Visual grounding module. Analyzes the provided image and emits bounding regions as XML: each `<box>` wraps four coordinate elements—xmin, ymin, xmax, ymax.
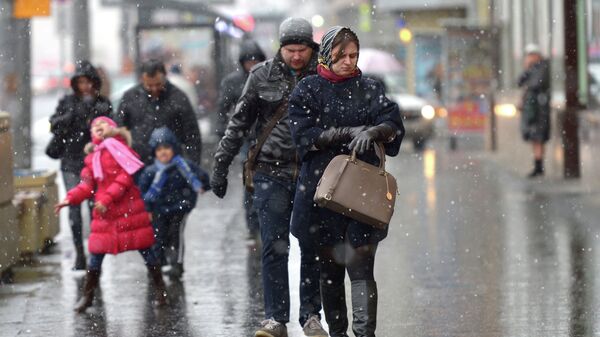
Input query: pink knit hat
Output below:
<box><xmin>91</xmin><ymin>116</ymin><xmax>117</xmax><ymax>128</ymax></box>
<box><xmin>90</xmin><ymin>116</ymin><xmax>118</xmax><ymax>143</ymax></box>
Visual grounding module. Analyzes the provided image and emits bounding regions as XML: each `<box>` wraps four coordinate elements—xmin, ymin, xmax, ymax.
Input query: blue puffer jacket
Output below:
<box><xmin>138</xmin><ymin>127</ymin><xmax>210</xmax><ymax>215</ymax></box>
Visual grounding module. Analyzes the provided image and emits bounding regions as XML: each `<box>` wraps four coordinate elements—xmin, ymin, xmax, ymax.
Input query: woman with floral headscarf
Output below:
<box><xmin>288</xmin><ymin>27</ymin><xmax>404</xmax><ymax>337</ymax></box>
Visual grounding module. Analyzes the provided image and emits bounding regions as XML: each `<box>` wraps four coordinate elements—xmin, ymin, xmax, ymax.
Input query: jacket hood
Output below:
<box><xmin>239</xmin><ymin>39</ymin><xmax>266</xmax><ymax>67</ymax></box>
<box><xmin>149</xmin><ymin>127</ymin><xmax>181</xmax><ymax>155</ymax></box>
<box><xmin>71</xmin><ymin>60</ymin><xmax>102</xmax><ymax>93</ymax></box>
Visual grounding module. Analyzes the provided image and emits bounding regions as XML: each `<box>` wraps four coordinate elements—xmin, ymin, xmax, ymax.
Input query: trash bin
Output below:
<box><xmin>0</xmin><ymin>202</ymin><xmax>19</xmax><ymax>277</ymax></box>
<box><xmin>14</xmin><ymin>170</ymin><xmax>60</xmax><ymax>252</ymax></box>
<box><xmin>0</xmin><ymin>112</ymin><xmax>14</xmax><ymax>205</ymax></box>
<box><xmin>13</xmin><ymin>190</ymin><xmax>43</xmax><ymax>257</ymax></box>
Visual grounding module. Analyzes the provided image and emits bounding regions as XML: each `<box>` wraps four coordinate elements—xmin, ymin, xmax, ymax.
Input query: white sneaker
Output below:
<box><xmin>255</xmin><ymin>318</ymin><xmax>288</xmax><ymax>337</ymax></box>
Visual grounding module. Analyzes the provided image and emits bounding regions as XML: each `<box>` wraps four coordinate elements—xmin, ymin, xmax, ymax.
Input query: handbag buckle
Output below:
<box><xmin>324</xmin><ymin>193</ymin><xmax>332</xmax><ymax>201</ymax></box>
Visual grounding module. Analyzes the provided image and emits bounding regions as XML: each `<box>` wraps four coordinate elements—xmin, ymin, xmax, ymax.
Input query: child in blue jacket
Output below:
<box><xmin>138</xmin><ymin>127</ymin><xmax>210</xmax><ymax>279</ymax></box>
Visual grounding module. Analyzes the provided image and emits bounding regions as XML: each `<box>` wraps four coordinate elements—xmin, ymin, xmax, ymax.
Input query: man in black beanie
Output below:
<box><xmin>211</xmin><ymin>17</ymin><xmax>327</xmax><ymax>337</ymax></box>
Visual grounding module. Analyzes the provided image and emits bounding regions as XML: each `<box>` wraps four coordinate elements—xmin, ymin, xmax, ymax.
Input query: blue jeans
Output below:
<box><xmin>252</xmin><ymin>173</ymin><xmax>321</xmax><ymax>326</ymax></box>
<box><xmin>88</xmin><ymin>248</ymin><xmax>159</xmax><ymax>271</ymax></box>
<box><xmin>62</xmin><ymin>170</ymin><xmax>90</xmax><ymax>249</ymax></box>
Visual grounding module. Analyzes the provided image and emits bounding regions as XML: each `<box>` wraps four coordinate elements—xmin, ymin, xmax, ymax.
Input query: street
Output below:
<box><xmin>2</xmin><ymin>101</ymin><xmax>600</xmax><ymax>336</ymax></box>
<box><xmin>1</xmin><ymin>0</ymin><xmax>600</xmax><ymax>336</ymax></box>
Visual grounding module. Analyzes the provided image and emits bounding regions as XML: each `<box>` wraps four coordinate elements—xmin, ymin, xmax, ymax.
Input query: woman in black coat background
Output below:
<box><xmin>288</xmin><ymin>26</ymin><xmax>404</xmax><ymax>337</ymax></box>
<box><xmin>49</xmin><ymin>61</ymin><xmax>112</xmax><ymax>270</ymax></box>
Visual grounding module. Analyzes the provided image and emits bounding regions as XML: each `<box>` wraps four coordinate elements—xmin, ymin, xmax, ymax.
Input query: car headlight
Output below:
<box><xmin>421</xmin><ymin>105</ymin><xmax>435</xmax><ymax>120</ymax></box>
<box><xmin>494</xmin><ymin>103</ymin><xmax>517</xmax><ymax>117</ymax></box>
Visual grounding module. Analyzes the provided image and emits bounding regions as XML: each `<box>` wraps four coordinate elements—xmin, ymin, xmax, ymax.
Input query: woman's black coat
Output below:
<box><xmin>288</xmin><ymin>73</ymin><xmax>404</xmax><ymax>247</ymax></box>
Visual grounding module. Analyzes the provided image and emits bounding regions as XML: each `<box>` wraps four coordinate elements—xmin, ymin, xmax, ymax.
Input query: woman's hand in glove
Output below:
<box><xmin>348</xmin><ymin>123</ymin><xmax>396</xmax><ymax>154</ymax></box>
<box><xmin>315</xmin><ymin>126</ymin><xmax>366</xmax><ymax>149</ymax></box>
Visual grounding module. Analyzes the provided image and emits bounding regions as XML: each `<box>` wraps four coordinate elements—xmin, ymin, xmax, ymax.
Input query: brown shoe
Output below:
<box><xmin>74</xmin><ymin>270</ymin><xmax>100</xmax><ymax>313</ymax></box>
<box><xmin>147</xmin><ymin>265</ymin><xmax>168</xmax><ymax>306</ymax></box>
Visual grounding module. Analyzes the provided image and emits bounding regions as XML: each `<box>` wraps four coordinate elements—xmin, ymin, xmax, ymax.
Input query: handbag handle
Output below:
<box><xmin>349</xmin><ymin>142</ymin><xmax>387</xmax><ymax>172</ymax></box>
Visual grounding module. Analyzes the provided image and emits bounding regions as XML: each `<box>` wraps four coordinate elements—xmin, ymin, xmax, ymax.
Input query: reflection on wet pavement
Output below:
<box><xmin>3</xmin><ymin>145</ymin><xmax>600</xmax><ymax>337</ymax></box>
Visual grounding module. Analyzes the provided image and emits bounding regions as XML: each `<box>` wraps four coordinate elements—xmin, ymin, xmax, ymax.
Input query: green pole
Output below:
<box><xmin>577</xmin><ymin>0</ymin><xmax>588</xmax><ymax>106</ymax></box>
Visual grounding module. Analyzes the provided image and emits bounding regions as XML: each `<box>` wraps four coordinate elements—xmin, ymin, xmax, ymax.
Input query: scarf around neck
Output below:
<box><xmin>317</xmin><ymin>64</ymin><xmax>361</xmax><ymax>83</ymax></box>
<box><xmin>92</xmin><ymin>137</ymin><xmax>144</xmax><ymax>181</ymax></box>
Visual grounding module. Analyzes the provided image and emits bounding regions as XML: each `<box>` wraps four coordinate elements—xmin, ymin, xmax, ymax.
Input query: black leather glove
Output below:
<box><xmin>210</xmin><ymin>169</ymin><xmax>228</xmax><ymax>199</ymax></box>
<box><xmin>348</xmin><ymin>123</ymin><xmax>396</xmax><ymax>154</ymax></box>
<box><xmin>315</xmin><ymin>126</ymin><xmax>366</xmax><ymax>149</ymax></box>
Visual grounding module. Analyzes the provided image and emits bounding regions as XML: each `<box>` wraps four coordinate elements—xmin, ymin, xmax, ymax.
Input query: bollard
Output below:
<box><xmin>0</xmin><ymin>202</ymin><xmax>19</xmax><ymax>282</ymax></box>
<box><xmin>14</xmin><ymin>170</ymin><xmax>60</xmax><ymax>253</ymax></box>
<box><xmin>13</xmin><ymin>190</ymin><xmax>43</xmax><ymax>263</ymax></box>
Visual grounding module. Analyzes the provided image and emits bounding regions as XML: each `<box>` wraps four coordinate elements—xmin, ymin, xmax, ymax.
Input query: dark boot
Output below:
<box><xmin>147</xmin><ymin>265</ymin><xmax>167</xmax><ymax>306</ymax></box>
<box><xmin>321</xmin><ymin>282</ymin><xmax>349</xmax><ymax>337</ymax></box>
<box><xmin>528</xmin><ymin>159</ymin><xmax>544</xmax><ymax>178</ymax></box>
<box><xmin>351</xmin><ymin>280</ymin><xmax>377</xmax><ymax>337</ymax></box>
<box><xmin>73</xmin><ymin>245</ymin><xmax>87</xmax><ymax>271</ymax></box>
<box><xmin>74</xmin><ymin>270</ymin><xmax>100</xmax><ymax>313</ymax></box>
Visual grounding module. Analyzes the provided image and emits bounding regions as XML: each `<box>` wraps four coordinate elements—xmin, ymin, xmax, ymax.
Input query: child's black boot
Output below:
<box><xmin>147</xmin><ymin>265</ymin><xmax>168</xmax><ymax>306</ymax></box>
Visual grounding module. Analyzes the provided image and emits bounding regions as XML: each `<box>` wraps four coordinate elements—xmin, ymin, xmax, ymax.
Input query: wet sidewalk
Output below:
<box><xmin>3</xmin><ymin>142</ymin><xmax>600</xmax><ymax>336</ymax></box>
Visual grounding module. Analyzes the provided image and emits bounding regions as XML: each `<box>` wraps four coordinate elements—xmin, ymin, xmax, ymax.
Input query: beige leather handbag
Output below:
<box><xmin>313</xmin><ymin>143</ymin><xmax>397</xmax><ymax>229</ymax></box>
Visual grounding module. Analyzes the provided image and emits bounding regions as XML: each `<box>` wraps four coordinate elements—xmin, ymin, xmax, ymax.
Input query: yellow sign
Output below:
<box><xmin>13</xmin><ymin>0</ymin><xmax>51</xmax><ymax>19</ymax></box>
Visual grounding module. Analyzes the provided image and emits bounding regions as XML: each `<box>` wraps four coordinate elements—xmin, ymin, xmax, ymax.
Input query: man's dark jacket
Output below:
<box><xmin>215</xmin><ymin>40</ymin><xmax>266</xmax><ymax>137</ymax></box>
<box><xmin>213</xmin><ymin>51</ymin><xmax>318</xmax><ymax>181</ymax></box>
<box><xmin>49</xmin><ymin>61</ymin><xmax>112</xmax><ymax>172</ymax></box>
<box><xmin>215</xmin><ymin>69</ymin><xmax>248</xmax><ymax>138</ymax></box>
<box><xmin>113</xmin><ymin>81</ymin><xmax>202</xmax><ymax>165</ymax></box>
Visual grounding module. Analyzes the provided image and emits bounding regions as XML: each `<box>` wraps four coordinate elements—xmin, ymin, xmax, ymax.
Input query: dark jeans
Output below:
<box><xmin>88</xmin><ymin>248</ymin><xmax>159</xmax><ymax>271</ymax></box>
<box><xmin>62</xmin><ymin>170</ymin><xmax>90</xmax><ymax>249</ymax></box>
<box><xmin>152</xmin><ymin>212</ymin><xmax>187</xmax><ymax>266</ymax></box>
<box><xmin>244</xmin><ymin>190</ymin><xmax>259</xmax><ymax>235</ymax></box>
<box><xmin>252</xmin><ymin>173</ymin><xmax>321</xmax><ymax>326</ymax></box>
<box><xmin>319</xmin><ymin>243</ymin><xmax>378</xmax><ymax>284</ymax></box>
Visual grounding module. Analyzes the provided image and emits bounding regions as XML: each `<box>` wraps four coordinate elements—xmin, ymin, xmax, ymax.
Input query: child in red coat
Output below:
<box><xmin>55</xmin><ymin>116</ymin><xmax>167</xmax><ymax>313</ymax></box>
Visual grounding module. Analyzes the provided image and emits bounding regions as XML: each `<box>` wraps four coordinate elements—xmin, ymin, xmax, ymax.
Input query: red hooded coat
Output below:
<box><xmin>67</xmin><ymin>133</ymin><xmax>154</xmax><ymax>255</ymax></box>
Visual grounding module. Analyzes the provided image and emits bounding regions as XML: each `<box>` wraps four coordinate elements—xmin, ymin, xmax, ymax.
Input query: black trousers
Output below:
<box><xmin>152</xmin><ymin>212</ymin><xmax>187</xmax><ymax>266</ymax></box>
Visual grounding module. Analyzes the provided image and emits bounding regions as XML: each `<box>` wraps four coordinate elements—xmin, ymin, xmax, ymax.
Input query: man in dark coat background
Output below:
<box><xmin>215</xmin><ymin>39</ymin><xmax>266</xmax><ymax>243</ymax></box>
<box><xmin>518</xmin><ymin>44</ymin><xmax>551</xmax><ymax>178</ymax></box>
<box><xmin>215</xmin><ymin>39</ymin><xmax>266</xmax><ymax>138</ymax></box>
<box><xmin>210</xmin><ymin>17</ymin><xmax>327</xmax><ymax>337</ymax></box>
<box><xmin>113</xmin><ymin>59</ymin><xmax>202</xmax><ymax>166</ymax></box>
<box><xmin>49</xmin><ymin>60</ymin><xmax>112</xmax><ymax>270</ymax></box>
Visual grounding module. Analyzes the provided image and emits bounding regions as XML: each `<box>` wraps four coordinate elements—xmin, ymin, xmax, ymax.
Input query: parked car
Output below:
<box><xmin>359</xmin><ymin>49</ymin><xmax>436</xmax><ymax>151</ymax></box>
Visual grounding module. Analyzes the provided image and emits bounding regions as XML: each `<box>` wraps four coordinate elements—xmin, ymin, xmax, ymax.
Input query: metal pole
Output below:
<box><xmin>489</xmin><ymin>0</ymin><xmax>498</xmax><ymax>151</ymax></box>
<box><xmin>0</xmin><ymin>1</ymin><xmax>31</xmax><ymax>169</ymax></box>
<box><xmin>563</xmin><ymin>0</ymin><xmax>581</xmax><ymax>178</ymax></box>
<box><xmin>72</xmin><ymin>0</ymin><xmax>91</xmax><ymax>63</ymax></box>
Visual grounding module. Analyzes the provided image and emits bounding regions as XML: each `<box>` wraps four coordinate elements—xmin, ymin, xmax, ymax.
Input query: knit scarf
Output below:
<box><xmin>92</xmin><ymin>137</ymin><xmax>144</xmax><ymax>181</ymax></box>
<box><xmin>317</xmin><ymin>64</ymin><xmax>361</xmax><ymax>83</ymax></box>
<box><xmin>144</xmin><ymin>155</ymin><xmax>203</xmax><ymax>203</ymax></box>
